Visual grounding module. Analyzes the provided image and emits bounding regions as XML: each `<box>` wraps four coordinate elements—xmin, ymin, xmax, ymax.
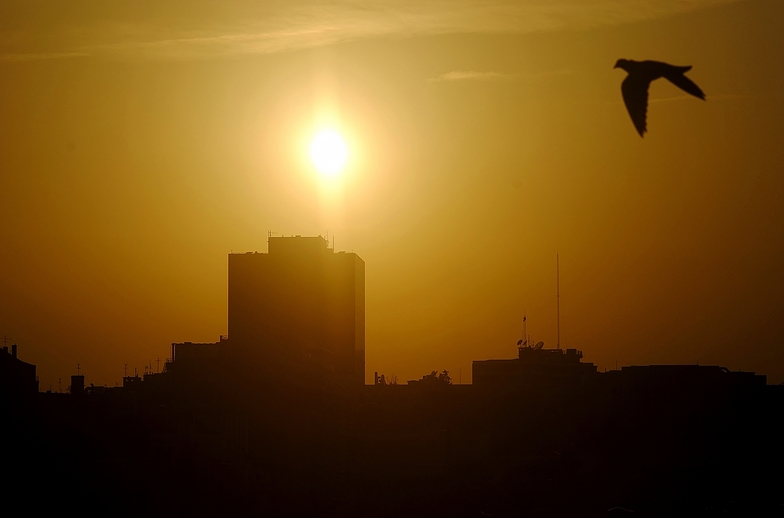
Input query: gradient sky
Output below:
<box><xmin>1</xmin><ymin>0</ymin><xmax>783</xmax><ymax>388</ymax></box>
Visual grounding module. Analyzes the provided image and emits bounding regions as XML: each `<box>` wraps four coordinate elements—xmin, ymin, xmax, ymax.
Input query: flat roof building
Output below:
<box><xmin>228</xmin><ymin>235</ymin><xmax>365</xmax><ymax>388</ymax></box>
<box><xmin>0</xmin><ymin>344</ymin><xmax>38</xmax><ymax>397</ymax></box>
<box><xmin>473</xmin><ymin>346</ymin><xmax>597</xmax><ymax>391</ymax></box>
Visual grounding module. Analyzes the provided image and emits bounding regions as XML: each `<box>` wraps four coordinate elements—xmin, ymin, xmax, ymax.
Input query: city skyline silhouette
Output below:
<box><xmin>2</xmin><ymin>1</ymin><xmax>784</xmax><ymax>515</ymax></box>
<box><xmin>2</xmin><ymin>1</ymin><xmax>783</xmax><ymax>390</ymax></box>
<box><xmin>3</xmin><ymin>234</ymin><xmax>780</xmax><ymax>516</ymax></box>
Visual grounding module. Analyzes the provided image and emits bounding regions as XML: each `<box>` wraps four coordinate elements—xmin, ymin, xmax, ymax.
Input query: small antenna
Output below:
<box><xmin>523</xmin><ymin>313</ymin><xmax>527</xmax><ymax>347</ymax></box>
<box><xmin>77</xmin><ymin>363</ymin><xmax>81</xmax><ymax>376</ymax></box>
<box><xmin>556</xmin><ymin>254</ymin><xmax>561</xmax><ymax>350</ymax></box>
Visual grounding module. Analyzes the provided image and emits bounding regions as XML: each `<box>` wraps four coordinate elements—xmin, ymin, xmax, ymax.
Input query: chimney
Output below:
<box><xmin>12</xmin><ymin>343</ymin><xmax>17</xmax><ymax>358</ymax></box>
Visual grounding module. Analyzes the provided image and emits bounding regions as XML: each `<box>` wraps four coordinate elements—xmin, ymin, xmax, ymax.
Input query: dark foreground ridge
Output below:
<box><xmin>2</xmin><ymin>236</ymin><xmax>782</xmax><ymax>517</ymax></box>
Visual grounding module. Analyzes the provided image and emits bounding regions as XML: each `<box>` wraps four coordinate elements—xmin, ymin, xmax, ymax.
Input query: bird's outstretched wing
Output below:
<box><xmin>621</xmin><ymin>74</ymin><xmax>650</xmax><ymax>137</ymax></box>
<box><xmin>663</xmin><ymin>70</ymin><xmax>706</xmax><ymax>100</ymax></box>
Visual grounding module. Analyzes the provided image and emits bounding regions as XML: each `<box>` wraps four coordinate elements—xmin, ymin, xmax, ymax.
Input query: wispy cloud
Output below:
<box><xmin>427</xmin><ymin>69</ymin><xmax>571</xmax><ymax>82</ymax></box>
<box><xmin>0</xmin><ymin>52</ymin><xmax>89</xmax><ymax>62</ymax></box>
<box><xmin>0</xmin><ymin>0</ymin><xmax>741</xmax><ymax>61</ymax></box>
<box><xmin>649</xmin><ymin>95</ymin><xmax>702</xmax><ymax>104</ymax></box>
<box><xmin>428</xmin><ymin>71</ymin><xmax>511</xmax><ymax>82</ymax></box>
<box><xmin>649</xmin><ymin>93</ymin><xmax>752</xmax><ymax>103</ymax></box>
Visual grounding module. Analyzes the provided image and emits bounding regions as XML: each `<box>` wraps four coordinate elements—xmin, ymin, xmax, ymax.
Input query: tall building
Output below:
<box><xmin>228</xmin><ymin>235</ymin><xmax>365</xmax><ymax>387</ymax></box>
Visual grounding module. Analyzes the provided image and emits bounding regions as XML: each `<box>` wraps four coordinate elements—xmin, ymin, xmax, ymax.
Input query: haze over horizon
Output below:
<box><xmin>1</xmin><ymin>0</ymin><xmax>783</xmax><ymax>389</ymax></box>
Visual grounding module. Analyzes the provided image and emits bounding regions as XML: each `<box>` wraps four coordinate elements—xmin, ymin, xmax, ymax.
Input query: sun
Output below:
<box><xmin>310</xmin><ymin>129</ymin><xmax>348</xmax><ymax>176</ymax></box>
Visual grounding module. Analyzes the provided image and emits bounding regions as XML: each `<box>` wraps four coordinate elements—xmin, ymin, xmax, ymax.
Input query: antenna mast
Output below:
<box><xmin>523</xmin><ymin>313</ymin><xmax>527</xmax><ymax>347</ymax></box>
<box><xmin>557</xmin><ymin>254</ymin><xmax>561</xmax><ymax>350</ymax></box>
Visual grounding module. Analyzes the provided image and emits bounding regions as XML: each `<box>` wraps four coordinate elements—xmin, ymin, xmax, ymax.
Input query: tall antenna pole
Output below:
<box><xmin>523</xmin><ymin>313</ymin><xmax>527</xmax><ymax>346</ymax></box>
<box><xmin>557</xmin><ymin>254</ymin><xmax>561</xmax><ymax>350</ymax></box>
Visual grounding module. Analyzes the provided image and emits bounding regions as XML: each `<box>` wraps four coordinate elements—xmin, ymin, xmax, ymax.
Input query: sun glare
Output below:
<box><xmin>310</xmin><ymin>130</ymin><xmax>348</xmax><ymax>176</ymax></box>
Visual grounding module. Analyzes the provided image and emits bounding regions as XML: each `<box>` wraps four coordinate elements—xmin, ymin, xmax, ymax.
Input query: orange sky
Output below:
<box><xmin>1</xmin><ymin>0</ymin><xmax>783</xmax><ymax>388</ymax></box>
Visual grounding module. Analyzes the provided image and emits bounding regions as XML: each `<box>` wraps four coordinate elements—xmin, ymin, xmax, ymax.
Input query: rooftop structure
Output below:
<box><xmin>473</xmin><ymin>344</ymin><xmax>597</xmax><ymax>390</ymax></box>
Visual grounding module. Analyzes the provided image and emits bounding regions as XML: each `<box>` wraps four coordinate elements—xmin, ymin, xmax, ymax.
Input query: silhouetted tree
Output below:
<box><xmin>375</xmin><ymin>373</ymin><xmax>398</xmax><ymax>386</ymax></box>
<box><xmin>418</xmin><ymin>370</ymin><xmax>451</xmax><ymax>386</ymax></box>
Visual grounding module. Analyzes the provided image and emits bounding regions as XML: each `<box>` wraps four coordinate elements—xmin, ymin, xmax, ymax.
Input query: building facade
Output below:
<box><xmin>473</xmin><ymin>346</ymin><xmax>597</xmax><ymax>391</ymax></box>
<box><xmin>228</xmin><ymin>235</ymin><xmax>365</xmax><ymax>387</ymax></box>
<box><xmin>0</xmin><ymin>344</ymin><xmax>38</xmax><ymax>397</ymax></box>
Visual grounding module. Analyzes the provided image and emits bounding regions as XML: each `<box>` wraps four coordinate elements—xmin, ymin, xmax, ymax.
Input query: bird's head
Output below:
<box><xmin>614</xmin><ymin>59</ymin><xmax>629</xmax><ymax>71</ymax></box>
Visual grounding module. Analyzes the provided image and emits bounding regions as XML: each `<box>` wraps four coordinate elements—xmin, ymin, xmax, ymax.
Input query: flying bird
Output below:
<box><xmin>614</xmin><ymin>59</ymin><xmax>706</xmax><ymax>137</ymax></box>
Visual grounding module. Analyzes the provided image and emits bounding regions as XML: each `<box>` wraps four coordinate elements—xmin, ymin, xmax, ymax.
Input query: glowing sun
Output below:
<box><xmin>310</xmin><ymin>129</ymin><xmax>348</xmax><ymax>176</ymax></box>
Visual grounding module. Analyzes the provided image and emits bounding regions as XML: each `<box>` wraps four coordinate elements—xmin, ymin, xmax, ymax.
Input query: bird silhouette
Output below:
<box><xmin>614</xmin><ymin>59</ymin><xmax>705</xmax><ymax>137</ymax></box>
